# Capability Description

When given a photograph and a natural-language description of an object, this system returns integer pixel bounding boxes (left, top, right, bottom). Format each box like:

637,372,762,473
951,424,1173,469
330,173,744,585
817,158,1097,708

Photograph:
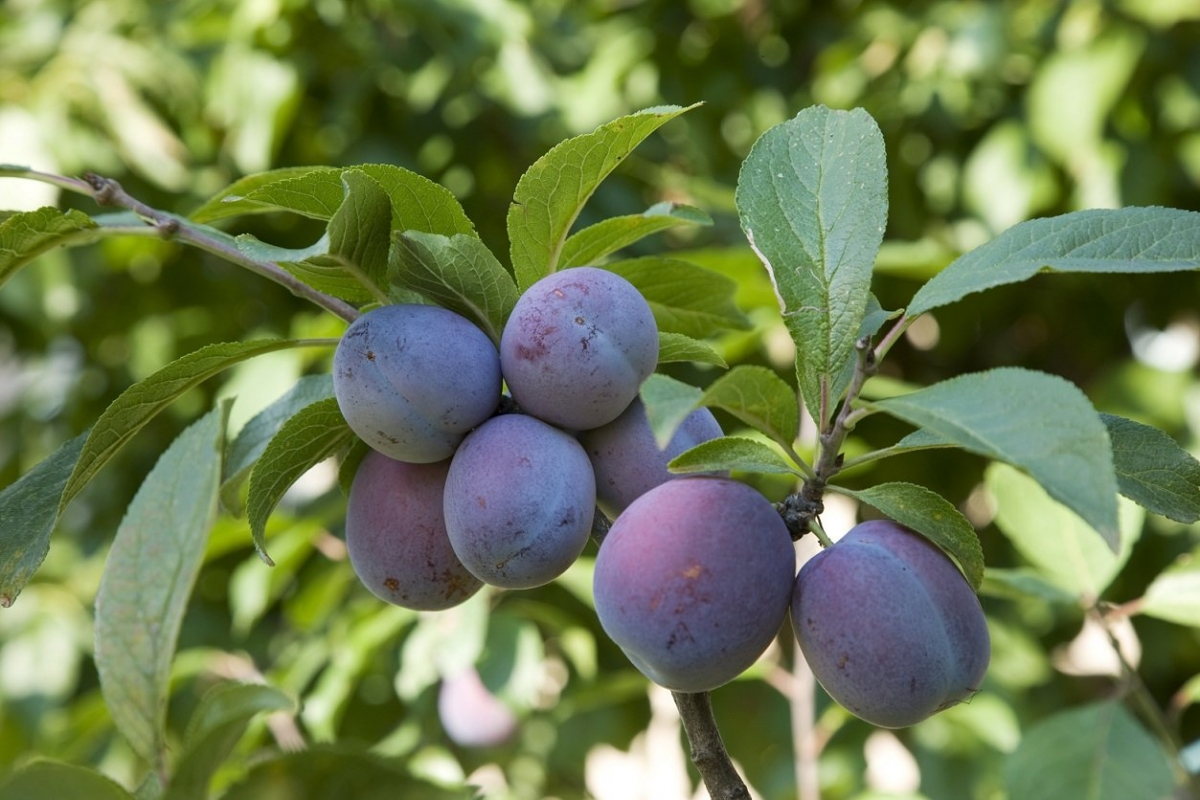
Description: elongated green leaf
871,368,1120,548
1004,701,1175,800
95,403,228,770
837,482,984,590
220,744,474,800
669,436,800,475
908,207,1200,316
390,231,520,344
221,374,336,514
355,163,476,238
235,233,377,303
325,169,392,293
507,104,698,290
188,167,340,223
1102,413,1200,524
980,567,1082,605
559,202,712,268
61,339,324,513
736,106,888,423
238,172,346,220
604,256,750,337
656,331,727,367
164,682,297,800
246,398,353,563
830,295,902,406
699,365,798,450
1,207,100,288
639,372,704,449
0,761,135,800
986,463,1142,599
0,433,87,607
1139,548,1200,628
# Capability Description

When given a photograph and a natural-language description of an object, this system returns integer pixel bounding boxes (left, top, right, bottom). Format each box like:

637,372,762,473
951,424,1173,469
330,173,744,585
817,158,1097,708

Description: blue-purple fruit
333,304,501,463
344,450,482,610
593,477,795,692
444,414,595,588
438,668,518,748
791,520,990,728
499,267,657,430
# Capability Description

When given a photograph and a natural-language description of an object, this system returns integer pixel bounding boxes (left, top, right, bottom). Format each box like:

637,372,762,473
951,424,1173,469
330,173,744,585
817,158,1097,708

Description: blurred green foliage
1,0,1198,798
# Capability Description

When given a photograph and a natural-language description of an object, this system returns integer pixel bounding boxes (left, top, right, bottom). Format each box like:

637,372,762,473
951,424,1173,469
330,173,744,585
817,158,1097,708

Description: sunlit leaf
559,202,712,269
639,373,704,449
1139,548,1200,628
188,167,339,223
699,366,798,451
656,331,727,368
668,436,800,475
0,761,134,800
604,256,751,337
1,207,100,288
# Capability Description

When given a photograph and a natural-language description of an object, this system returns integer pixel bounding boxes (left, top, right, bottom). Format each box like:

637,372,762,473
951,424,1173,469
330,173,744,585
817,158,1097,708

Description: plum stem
26,169,361,323
672,691,752,800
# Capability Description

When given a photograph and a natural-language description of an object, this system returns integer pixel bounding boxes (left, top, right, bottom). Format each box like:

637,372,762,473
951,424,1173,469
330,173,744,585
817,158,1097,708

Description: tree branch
673,691,751,799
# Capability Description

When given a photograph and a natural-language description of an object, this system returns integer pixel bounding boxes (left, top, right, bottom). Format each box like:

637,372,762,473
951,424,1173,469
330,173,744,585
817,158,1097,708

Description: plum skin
344,450,483,610
443,414,596,589
579,398,724,519
792,520,990,728
499,267,658,431
593,477,796,693
333,303,501,463
438,668,518,748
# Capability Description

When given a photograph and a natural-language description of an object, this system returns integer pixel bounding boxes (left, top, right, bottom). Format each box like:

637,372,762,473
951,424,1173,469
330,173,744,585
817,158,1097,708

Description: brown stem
672,691,751,799
80,173,360,323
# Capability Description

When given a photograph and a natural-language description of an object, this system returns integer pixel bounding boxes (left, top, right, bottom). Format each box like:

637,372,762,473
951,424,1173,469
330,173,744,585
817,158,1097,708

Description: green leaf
604,257,751,337
60,339,323,514
639,373,704,449
870,368,1121,549
0,432,87,607
830,295,902,406
699,365,798,451
0,761,135,800
95,403,228,770
1139,548,1200,628
220,744,475,800
507,104,698,290
1102,413,1200,524
164,682,297,800
235,232,378,302
325,169,393,295
559,202,712,269
986,463,1143,599
836,482,984,590
668,436,800,476
908,207,1200,317
736,105,888,423
390,231,520,344
354,163,477,238
1004,701,1175,800
656,331,727,368
236,171,347,220
980,567,1083,605
1,207,100,288
221,374,336,514
246,398,353,564
188,167,340,223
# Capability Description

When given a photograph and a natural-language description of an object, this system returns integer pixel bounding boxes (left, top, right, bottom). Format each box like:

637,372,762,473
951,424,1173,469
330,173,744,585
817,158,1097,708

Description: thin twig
672,692,752,799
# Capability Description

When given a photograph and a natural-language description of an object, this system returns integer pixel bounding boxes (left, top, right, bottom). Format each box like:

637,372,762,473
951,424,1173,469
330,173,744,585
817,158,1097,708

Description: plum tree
579,398,724,519
499,267,658,430
791,519,990,729
333,303,502,462
344,450,483,610
438,668,518,748
443,414,596,588
593,477,796,693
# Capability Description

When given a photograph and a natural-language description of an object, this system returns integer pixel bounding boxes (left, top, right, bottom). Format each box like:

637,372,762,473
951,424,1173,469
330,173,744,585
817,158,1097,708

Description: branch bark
673,691,752,799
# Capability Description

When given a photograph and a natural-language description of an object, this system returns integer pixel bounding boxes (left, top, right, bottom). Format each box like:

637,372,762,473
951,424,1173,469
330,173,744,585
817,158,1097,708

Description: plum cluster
335,267,724,609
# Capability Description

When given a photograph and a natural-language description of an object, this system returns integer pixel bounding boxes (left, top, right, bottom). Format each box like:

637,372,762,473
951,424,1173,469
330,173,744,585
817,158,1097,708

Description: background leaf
604,256,750,337
1102,413,1200,524
559,202,711,268
0,761,135,800
246,398,353,564
871,368,1121,548
735,105,888,423
94,403,228,770
507,104,697,290
1004,701,1176,800
1,207,100,288
60,339,326,514
668,436,800,475
0,432,86,607
986,463,1143,600
838,481,984,590
908,207,1200,316
390,231,520,343
1139,548,1200,628
698,365,798,451
656,331,727,367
